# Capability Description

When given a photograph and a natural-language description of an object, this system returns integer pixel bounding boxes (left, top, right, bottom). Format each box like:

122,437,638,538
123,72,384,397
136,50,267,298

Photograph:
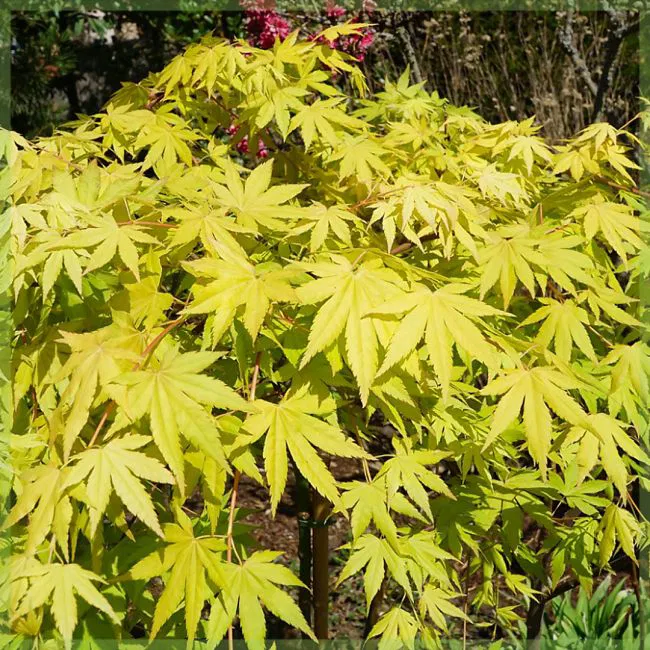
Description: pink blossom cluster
240,0,375,60
226,123,269,158
242,1,292,50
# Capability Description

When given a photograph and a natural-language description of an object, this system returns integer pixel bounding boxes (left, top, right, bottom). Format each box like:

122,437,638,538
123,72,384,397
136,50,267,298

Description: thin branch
389,232,437,255
87,317,184,448
558,9,598,97
226,350,262,650
595,175,650,198
397,25,423,85
118,220,177,229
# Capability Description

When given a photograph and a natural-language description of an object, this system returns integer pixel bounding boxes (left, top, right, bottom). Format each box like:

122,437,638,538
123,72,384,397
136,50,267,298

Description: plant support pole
294,465,312,629
312,488,331,640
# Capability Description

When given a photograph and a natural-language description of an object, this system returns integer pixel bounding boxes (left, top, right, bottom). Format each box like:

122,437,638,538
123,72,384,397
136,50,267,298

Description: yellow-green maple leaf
519,298,596,362
482,366,588,475
239,394,369,512
183,247,297,342
124,508,225,642
372,283,504,398
210,160,307,231
65,434,174,537
206,550,315,650
111,347,249,486
13,563,119,646
296,255,404,404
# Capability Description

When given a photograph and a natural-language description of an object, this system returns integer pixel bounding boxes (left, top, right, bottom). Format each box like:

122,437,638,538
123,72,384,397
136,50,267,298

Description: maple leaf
291,202,355,251
368,606,418,650
123,508,225,642
336,534,413,609
599,503,640,567
111,347,250,486
289,98,365,149
51,324,142,458
375,438,454,519
2,464,66,553
553,144,600,181
339,478,400,549
210,159,307,231
169,205,250,258
183,246,297,342
482,367,589,475
13,562,119,645
125,276,174,329
476,164,526,204
497,134,553,173
134,117,199,171
570,195,642,262
602,342,650,412
519,298,596,362
566,413,650,496
418,584,469,633
328,134,392,183
206,550,315,650
239,393,369,512
296,255,404,404
65,434,174,537
372,283,504,398
478,225,594,306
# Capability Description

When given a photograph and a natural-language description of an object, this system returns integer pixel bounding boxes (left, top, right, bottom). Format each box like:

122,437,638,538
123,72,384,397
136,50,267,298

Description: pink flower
325,2,347,19
236,136,249,154
244,7,292,49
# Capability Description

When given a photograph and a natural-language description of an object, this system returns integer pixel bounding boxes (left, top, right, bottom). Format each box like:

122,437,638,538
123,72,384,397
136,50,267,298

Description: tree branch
558,9,598,97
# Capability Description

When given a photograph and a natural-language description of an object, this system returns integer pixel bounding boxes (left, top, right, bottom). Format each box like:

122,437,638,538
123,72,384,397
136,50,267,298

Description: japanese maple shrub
2,24,648,648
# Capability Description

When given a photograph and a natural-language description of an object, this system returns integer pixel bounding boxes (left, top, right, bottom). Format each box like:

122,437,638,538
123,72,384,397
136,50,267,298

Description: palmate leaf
209,159,307,232
12,563,119,646
288,98,365,149
183,246,297,342
336,534,413,609
238,393,369,512
51,324,142,458
418,584,469,634
372,283,504,398
599,503,641,568
169,205,250,258
482,366,588,475
339,477,400,549
296,255,404,404
2,464,66,553
368,177,479,256
123,508,225,642
519,298,596,362
290,202,355,251
476,164,527,204
58,212,159,280
478,225,594,306
65,434,174,537
570,195,643,262
110,347,250,487
602,342,650,412
566,413,650,496
496,133,553,173
205,550,315,650
368,606,419,650
328,134,392,183
375,438,454,519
